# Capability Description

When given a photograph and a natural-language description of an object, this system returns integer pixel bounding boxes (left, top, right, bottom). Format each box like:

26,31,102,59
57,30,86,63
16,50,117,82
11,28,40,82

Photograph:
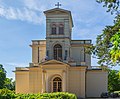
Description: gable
46,11,68,15
44,8,70,15
41,60,69,66
44,8,73,27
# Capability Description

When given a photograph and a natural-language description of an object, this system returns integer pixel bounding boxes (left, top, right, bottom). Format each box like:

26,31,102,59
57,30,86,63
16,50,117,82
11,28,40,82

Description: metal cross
55,2,61,8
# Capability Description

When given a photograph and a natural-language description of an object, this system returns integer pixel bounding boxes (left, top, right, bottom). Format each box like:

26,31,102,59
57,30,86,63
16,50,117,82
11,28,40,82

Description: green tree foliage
92,15,120,66
0,64,6,89
110,29,120,63
96,0,120,14
4,78,15,91
92,0,120,66
108,70,120,92
0,64,15,90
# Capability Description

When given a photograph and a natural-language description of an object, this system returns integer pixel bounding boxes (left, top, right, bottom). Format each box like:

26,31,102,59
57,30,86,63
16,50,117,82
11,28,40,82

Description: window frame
51,24,57,35
58,24,64,35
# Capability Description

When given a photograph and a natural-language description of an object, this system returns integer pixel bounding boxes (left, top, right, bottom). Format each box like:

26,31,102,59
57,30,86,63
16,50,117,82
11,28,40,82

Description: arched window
59,24,64,34
53,44,62,60
53,77,62,92
51,24,56,34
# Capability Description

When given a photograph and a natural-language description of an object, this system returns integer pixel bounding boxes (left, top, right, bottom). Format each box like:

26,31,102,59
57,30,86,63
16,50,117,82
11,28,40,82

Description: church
15,4,108,98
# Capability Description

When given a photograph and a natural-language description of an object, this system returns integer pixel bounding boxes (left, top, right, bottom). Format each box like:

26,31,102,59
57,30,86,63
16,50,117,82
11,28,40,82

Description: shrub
0,88,16,99
0,89,77,99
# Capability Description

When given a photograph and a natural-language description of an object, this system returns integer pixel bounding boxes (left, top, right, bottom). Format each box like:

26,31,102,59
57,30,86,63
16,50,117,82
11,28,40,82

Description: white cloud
0,5,44,25
23,0,47,11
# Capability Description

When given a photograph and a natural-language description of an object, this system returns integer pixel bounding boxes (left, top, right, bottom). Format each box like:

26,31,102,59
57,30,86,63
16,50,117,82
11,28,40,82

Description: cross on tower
55,2,61,8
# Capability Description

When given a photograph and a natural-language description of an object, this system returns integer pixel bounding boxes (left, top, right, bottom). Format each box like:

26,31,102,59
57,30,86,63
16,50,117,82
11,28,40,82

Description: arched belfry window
59,24,64,34
51,24,57,34
53,44,62,60
53,77,62,92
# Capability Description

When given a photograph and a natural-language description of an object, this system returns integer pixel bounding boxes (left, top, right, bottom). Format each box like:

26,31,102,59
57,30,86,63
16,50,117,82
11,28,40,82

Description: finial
55,2,61,8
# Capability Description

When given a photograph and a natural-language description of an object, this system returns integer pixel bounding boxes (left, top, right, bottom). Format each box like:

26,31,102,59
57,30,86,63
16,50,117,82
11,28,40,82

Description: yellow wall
68,67,86,98
15,71,29,93
15,61,107,98
31,41,46,63
29,67,42,93
41,62,69,93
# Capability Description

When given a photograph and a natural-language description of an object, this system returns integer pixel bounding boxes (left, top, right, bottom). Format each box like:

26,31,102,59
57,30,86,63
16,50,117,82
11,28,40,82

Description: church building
15,5,108,98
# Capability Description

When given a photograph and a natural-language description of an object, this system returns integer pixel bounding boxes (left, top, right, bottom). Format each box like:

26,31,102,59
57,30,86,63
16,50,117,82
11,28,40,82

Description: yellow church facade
15,7,108,98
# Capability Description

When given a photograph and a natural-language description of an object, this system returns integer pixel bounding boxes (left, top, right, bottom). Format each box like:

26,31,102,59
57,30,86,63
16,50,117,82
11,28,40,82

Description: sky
0,0,117,79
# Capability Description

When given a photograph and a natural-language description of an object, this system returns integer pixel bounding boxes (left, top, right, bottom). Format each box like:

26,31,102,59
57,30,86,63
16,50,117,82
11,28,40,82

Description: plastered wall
29,67,42,93
68,67,86,98
15,71,29,93
86,70,108,97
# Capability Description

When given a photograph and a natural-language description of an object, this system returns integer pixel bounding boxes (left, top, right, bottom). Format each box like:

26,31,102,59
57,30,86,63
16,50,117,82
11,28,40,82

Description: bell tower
44,5,73,61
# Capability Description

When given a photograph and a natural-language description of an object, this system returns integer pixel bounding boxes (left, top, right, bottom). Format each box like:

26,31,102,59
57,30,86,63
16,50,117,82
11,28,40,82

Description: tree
4,78,15,91
110,29,120,63
0,64,6,89
91,0,120,66
108,69,120,92
96,0,120,14
92,15,120,66
0,64,15,90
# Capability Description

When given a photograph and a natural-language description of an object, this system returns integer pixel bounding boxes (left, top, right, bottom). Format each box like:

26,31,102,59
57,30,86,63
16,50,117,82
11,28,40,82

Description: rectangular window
52,27,56,34
59,27,64,34
65,50,67,56
46,50,49,57
64,50,67,60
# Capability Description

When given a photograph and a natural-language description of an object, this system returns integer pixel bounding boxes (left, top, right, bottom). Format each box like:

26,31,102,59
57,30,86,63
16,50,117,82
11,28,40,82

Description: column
42,70,46,93
62,70,66,92
46,73,49,92
80,69,86,98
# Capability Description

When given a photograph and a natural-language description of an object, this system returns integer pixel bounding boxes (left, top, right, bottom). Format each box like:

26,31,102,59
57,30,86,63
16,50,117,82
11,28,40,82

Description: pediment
44,8,74,27
44,8,70,15
41,60,68,66
47,11,68,15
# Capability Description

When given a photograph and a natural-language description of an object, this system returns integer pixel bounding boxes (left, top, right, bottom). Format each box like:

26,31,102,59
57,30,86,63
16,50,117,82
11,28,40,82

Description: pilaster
62,70,66,91
42,70,46,93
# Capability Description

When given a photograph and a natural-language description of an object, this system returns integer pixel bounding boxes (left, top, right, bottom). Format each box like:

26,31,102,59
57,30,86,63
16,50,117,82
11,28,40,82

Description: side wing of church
14,7,108,98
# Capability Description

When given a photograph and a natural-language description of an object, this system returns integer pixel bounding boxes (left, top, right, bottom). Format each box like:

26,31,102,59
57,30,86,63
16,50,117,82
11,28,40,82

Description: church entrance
53,44,62,60
53,77,62,92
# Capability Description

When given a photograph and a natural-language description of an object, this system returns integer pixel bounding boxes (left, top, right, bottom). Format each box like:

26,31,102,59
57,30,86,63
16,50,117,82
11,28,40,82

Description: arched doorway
53,77,62,92
53,44,62,60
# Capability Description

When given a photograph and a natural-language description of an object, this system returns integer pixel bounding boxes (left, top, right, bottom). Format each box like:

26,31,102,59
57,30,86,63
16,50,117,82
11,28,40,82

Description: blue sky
0,0,117,79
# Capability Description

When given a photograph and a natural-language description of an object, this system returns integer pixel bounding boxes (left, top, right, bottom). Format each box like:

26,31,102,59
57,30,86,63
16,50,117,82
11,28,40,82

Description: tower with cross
44,4,73,60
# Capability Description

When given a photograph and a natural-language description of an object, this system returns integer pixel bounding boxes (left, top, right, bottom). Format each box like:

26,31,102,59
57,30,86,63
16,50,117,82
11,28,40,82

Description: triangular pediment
44,8,73,27
44,8,70,15
41,59,68,66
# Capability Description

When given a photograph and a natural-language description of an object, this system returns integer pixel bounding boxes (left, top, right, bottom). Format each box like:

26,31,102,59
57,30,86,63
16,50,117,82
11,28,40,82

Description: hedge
0,89,77,99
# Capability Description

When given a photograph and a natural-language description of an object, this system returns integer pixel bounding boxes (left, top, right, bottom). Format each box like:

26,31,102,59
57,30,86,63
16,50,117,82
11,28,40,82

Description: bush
0,88,16,99
0,89,77,99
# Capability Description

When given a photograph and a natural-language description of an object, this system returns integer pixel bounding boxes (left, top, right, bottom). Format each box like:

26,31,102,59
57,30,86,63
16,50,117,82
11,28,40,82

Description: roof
44,8,74,27
44,8,71,14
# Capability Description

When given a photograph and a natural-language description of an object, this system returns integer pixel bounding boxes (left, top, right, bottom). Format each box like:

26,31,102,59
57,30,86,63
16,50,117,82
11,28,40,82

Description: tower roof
44,8,74,27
